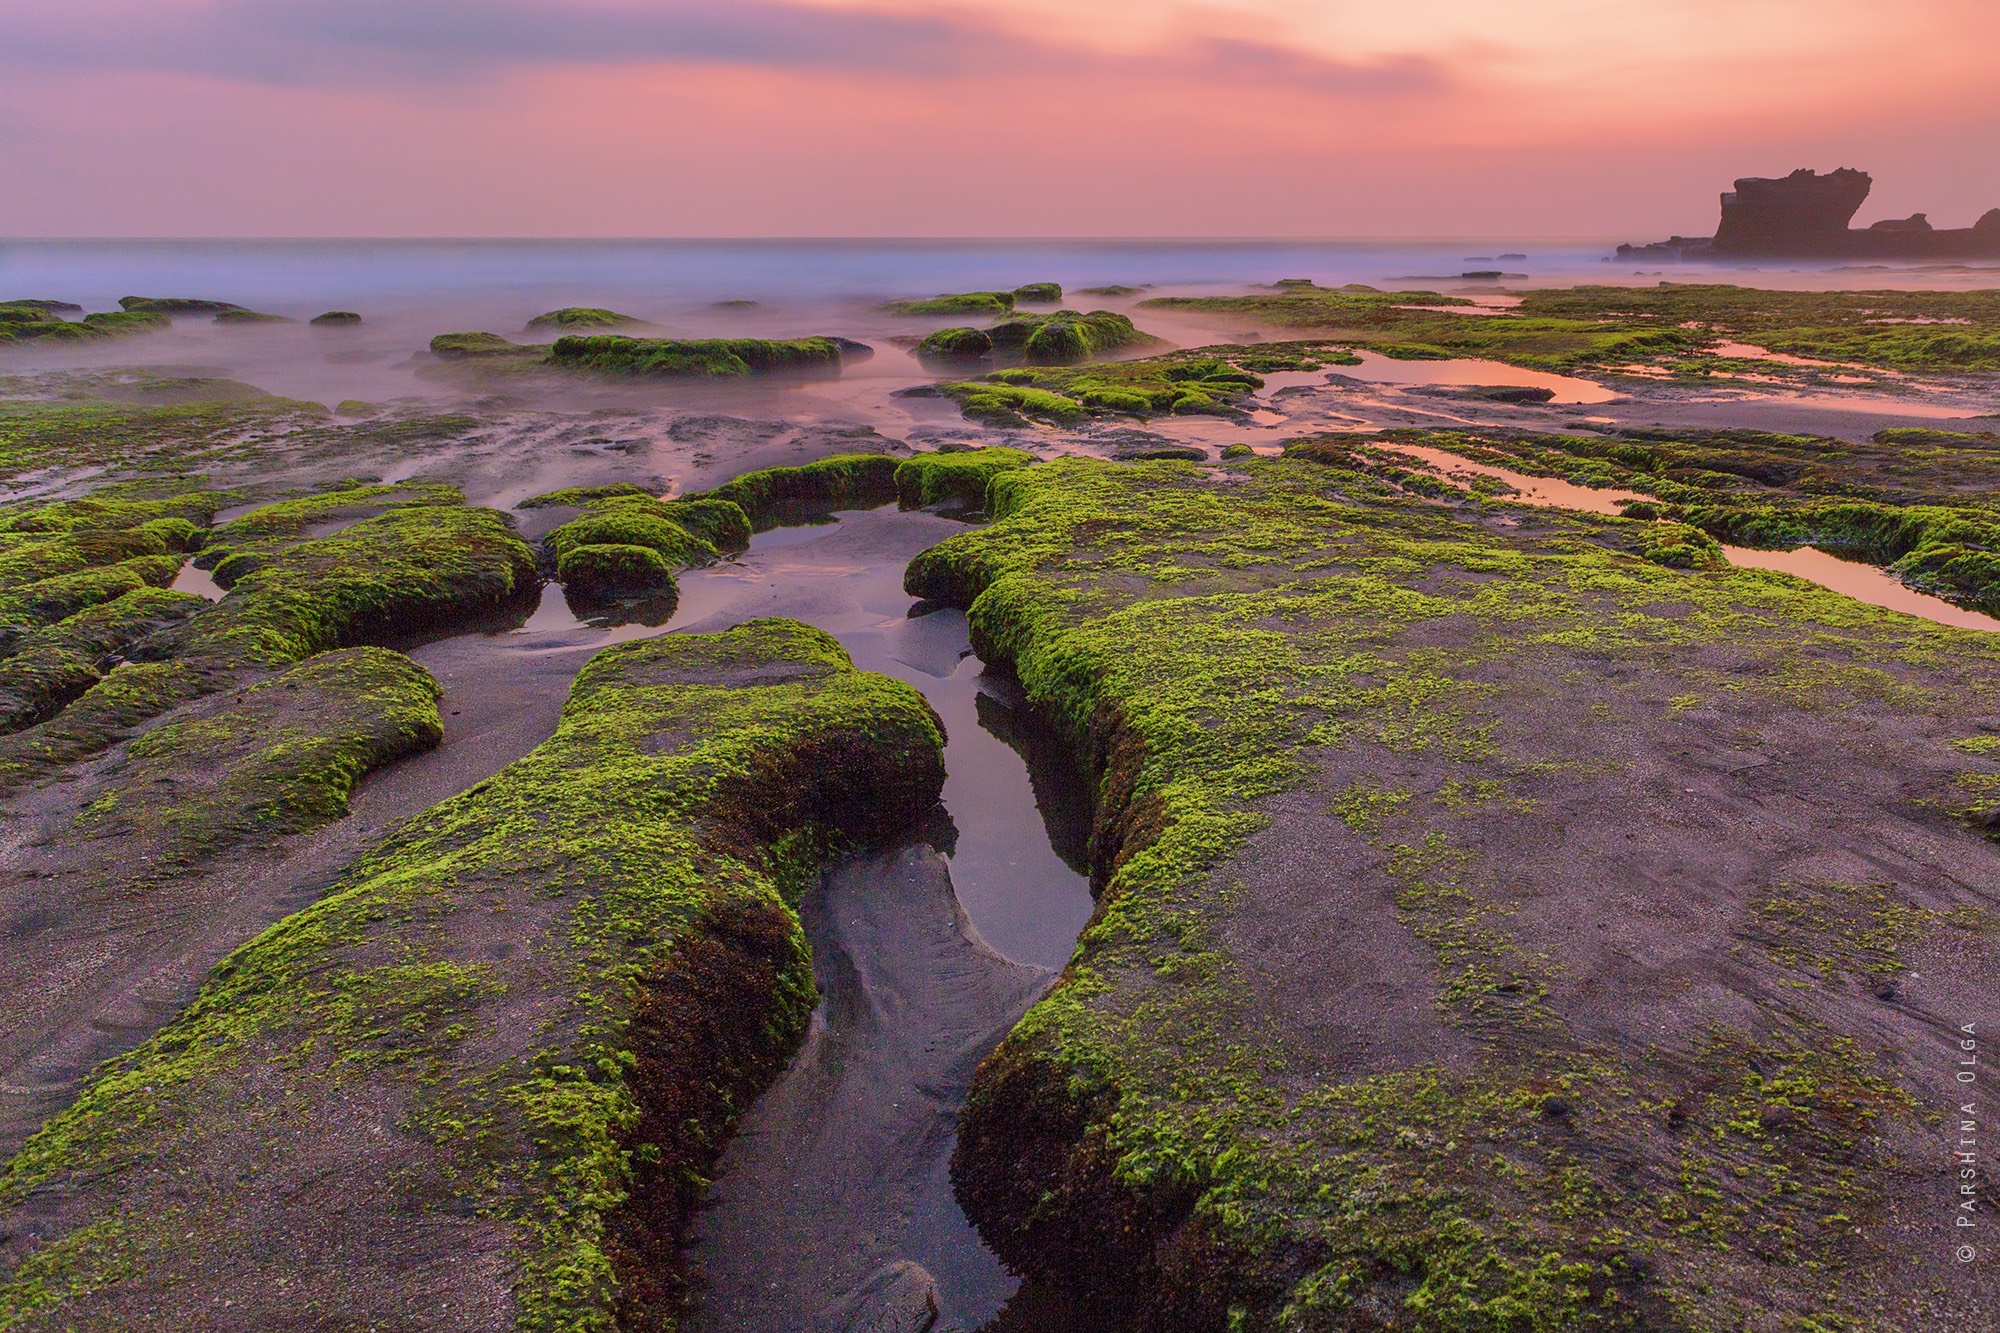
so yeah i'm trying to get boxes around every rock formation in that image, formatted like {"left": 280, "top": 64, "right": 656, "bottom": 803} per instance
{"left": 1618, "top": 168, "right": 2000, "bottom": 260}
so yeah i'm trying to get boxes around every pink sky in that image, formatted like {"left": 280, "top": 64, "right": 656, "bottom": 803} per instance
{"left": 4, "top": 0, "right": 1998, "bottom": 237}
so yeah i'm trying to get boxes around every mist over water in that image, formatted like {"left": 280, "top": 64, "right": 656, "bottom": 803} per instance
{"left": 9, "top": 236, "right": 1998, "bottom": 318}
{"left": 8, "top": 236, "right": 1995, "bottom": 414}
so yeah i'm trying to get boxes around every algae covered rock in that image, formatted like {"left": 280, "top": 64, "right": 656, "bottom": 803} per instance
{"left": 915, "top": 326, "right": 996, "bottom": 364}
{"left": 0, "top": 586, "right": 205, "bottom": 733}
{"left": 116, "top": 296, "right": 244, "bottom": 315}
{"left": 0, "top": 621, "right": 945, "bottom": 1329}
{"left": 940, "top": 352, "right": 1264, "bottom": 425}
{"left": 893, "top": 447, "right": 1036, "bottom": 513}
{"left": 542, "top": 507, "right": 716, "bottom": 570}
{"left": 428, "top": 330, "right": 528, "bottom": 359}
{"left": 1011, "top": 282, "right": 1063, "bottom": 304}
{"left": 310, "top": 310, "right": 362, "bottom": 326}
{"left": 882, "top": 291, "right": 1016, "bottom": 317}
{"left": 556, "top": 540, "right": 677, "bottom": 603}
{"left": 913, "top": 455, "right": 2000, "bottom": 1332}
{"left": 700, "top": 453, "right": 902, "bottom": 530}
{"left": 525, "top": 306, "right": 641, "bottom": 332}
{"left": 547, "top": 334, "right": 845, "bottom": 377}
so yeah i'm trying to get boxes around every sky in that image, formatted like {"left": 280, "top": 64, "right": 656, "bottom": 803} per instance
{"left": 3, "top": 0, "right": 1997, "bottom": 238}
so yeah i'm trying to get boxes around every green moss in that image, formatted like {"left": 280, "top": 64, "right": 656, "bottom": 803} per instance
{"left": 657, "top": 498, "right": 752, "bottom": 554}
{"left": 0, "top": 587, "right": 205, "bottom": 732}
{"left": 429, "top": 331, "right": 531, "bottom": 359}
{"left": 0, "top": 307, "right": 170, "bottom": 344}
{"left": 0, "top": 556, "right": 186, "bottom": 649}
{"left": 1519, "top": 284, "right": 2000, "bottom": 374}
{"left": 893, "top": 447, "right": 1037, "bottom": 513}
{"left": 699, "top": 454, "right": 901, "bottom": 530}
{"left": 556, "top": 543, "right": 678, "bottom": 605}
{"left": 0, "top": 494, "right": 218, "bottom": 650}
{"left": 1139, "top": 284, "right": 1711, "bottom": 373}
{"left": 0, "top": 622, "right": 945, "bottom": 1329}
{"left": 198, "top": 482, "right": 465, "bottom": 584}
{"left": 74, "top": 647, "right": 443, "bottom": 860}
{"left": 311, "top": 311, "right": 363, "bottom": 326}
{"left": 0, "top": 491, "right": 534, "bottom": 791}
{"left": 1692, "top": 500, "right": 2000, "bottom": 614}
{"left": 943, "top": 352, "right": 1267, "bottom": 425}
{"left": 916, "top": 326, "right": 996, "bottom": 363}
{"left": 1637, "top": 522, "right": 1726, "bottom": 569}
{"left": 897, "top": 456, "right": 2000, "bottom": 1331}
{"left": 1013, "top": 282, "right": 1064, "bottom": 303}
{"left": 882, "top": 291, "right": 1016, "bottom": 316}
{"left": 943, "top": 382, "right": 1087, "bottom": 427}
{"left": 116, "top": 297, "right": 243, "bottom": 315}
{"left": 994, "top": 310, "right": 1156, "bottom": 366}
{"left": 545, "top": 513, "right": 712, "bottom": 569}
{"left": 546, "top": 335, "right": 844, "bottom": 378}
{"left": 519, "top": 483, "right": 659, "bottom": 509}
{"left": 211, "top": 308, "right": 290, "bottom": 324}
{"left": 186, "top": 503, "right": 538, "bottom": 668}
{"left": 526, "top": 307, "right": 643, "bottom": 332}
{"left": 0, "top": 397, "right": 329, "bottom": 481}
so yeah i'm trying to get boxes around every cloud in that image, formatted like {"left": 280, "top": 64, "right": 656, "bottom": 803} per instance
{"left": 1, "top": 0, "right": 1445, "bottom": 97}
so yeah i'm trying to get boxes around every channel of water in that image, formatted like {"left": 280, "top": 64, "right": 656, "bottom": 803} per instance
{"left": 468, "top": 506, "right": 1095, "bottom": 1330}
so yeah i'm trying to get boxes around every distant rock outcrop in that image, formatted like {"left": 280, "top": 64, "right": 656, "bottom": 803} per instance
{"left": 1619, "top": 168, "right": 2000, "bottom": 260}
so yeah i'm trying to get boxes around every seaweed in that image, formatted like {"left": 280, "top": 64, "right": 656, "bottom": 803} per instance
{"left": 526, "top": 307, "right": 644, "bottom": 332}
{"left": 698, "top": 453, "right": 901, "bottom": 530}
{"left": 546, "top": 335, "right": 845, "bottom": 378}
{"left": 893, "top": 447, "right": 1038, "bottom": 513}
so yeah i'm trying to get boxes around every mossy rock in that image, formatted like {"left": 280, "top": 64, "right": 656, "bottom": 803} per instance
{"left": 212, "top": 309, "right": 290, "bottom": 325}
{"left": 940, "top": 352, "right": 1262, "bottom": 425}
{"left": 310, "top": 311, "right": 362, "bottom": 326}
{"left": 916, "top": 326, "right": 996, "bottom": 363}
{"left": 700, "top": 454, "right": 901, "bottom": 531}
{"left": 525, "top": 307, "right": 641, "bottom": 332}
{"left": 0, "top": 622, "right": 945, "bottom": 1328}
{"left": 116, "top": 297, "right": 244, "bottom": 315}
{"left": 882, "top": 291, "right": 1016, "bottom": 317}
{"left": 1012, "top": 282, "right": 1063, "bottom": 304}
{"left": 898, "top": 454, "right": 2000, "bottom": 1332}
{"left": 429, "top": 331, "right": 527, "bottom": 359}
{"left": 659, "top": 497, "right": 753, "bottom": 553}
{"left": 547, "top": 335, "right": 844, "bottom": 378}
{"left": 542, "top": 509, "right": 716, "bottom": 570}
{"left": 0, "top": 587, "right": 206, "bottom": 733}
{"left": 555, "top": 541, "right": 677, "bottom": 602}
{"left": 894, "top": 447, "right": 1037, "bottom": 513}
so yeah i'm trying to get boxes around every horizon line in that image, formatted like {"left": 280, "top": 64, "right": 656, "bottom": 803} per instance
{"left": 0, "top": 234, "right": 1636, "bottom": 246}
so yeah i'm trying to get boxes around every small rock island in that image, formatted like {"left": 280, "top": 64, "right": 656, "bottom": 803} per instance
{"left": 1619, "top": 167, "right": 2000, "bottom": 260}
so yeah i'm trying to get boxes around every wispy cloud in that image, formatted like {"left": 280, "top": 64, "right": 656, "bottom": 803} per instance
{"left": 2, "top": 0, "right": 1445, "bottom": 95}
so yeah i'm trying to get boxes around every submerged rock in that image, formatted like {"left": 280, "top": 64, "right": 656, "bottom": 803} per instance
{"left": 834, "top": 1261, "right": 941, "bottom": 1333}
{"left": 524, "top": 306, "right": 641, "bottom": 332}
